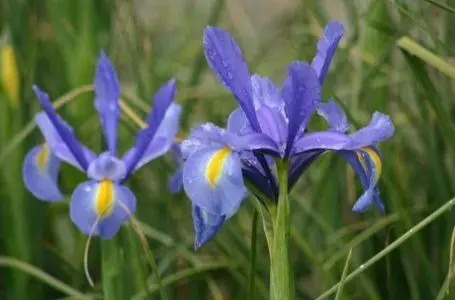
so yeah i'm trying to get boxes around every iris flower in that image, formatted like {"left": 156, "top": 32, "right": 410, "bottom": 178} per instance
{"left": 23, "top": 51, "right": 181, "bottom": 238}
{"left": 173, "top": 21, "right": 394, "bottom": 248}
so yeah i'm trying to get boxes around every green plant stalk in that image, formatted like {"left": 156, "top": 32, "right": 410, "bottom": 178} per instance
{"left": 248, "top": 210, "right": 258, "bottom": 300}
{"left": 101, "top": 236, "right": 124, "bottom": 300}
{"left": 269, "top": 159, "right": 294, "bottom": 300}
{"left": 315, "top": 196, "right": 455, "bottom": 300}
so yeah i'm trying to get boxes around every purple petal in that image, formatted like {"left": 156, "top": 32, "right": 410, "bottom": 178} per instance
{"left": 124, "top": 79, "right": 176, "bottom": 176}
{"left": 94, "top": 51, "right": 121, "bottom": 155}
{"left": 35, "top": 112, "right": 95, "bottom": 171}
{"left": 292, "top": 131, "right": 349, "bottom": 154}
{"left": 183, "top": 147, "right": 247, "bottom": 216}
{"left": 33, "top": 86, "right": 92, "bottom": 171}
{"left": 311, "top": 20, "right": 344, "bottom": 83}
{"left": 348, "top": 112, "right": 394, "bottom": 148}
{"left": 283, "top": 62, "right": 321, "bottom": 156}
{"left": 123, "top": 103, "right": 181, "bottom": 172}
{"left": 69, "top": 180, "right": 136, "bottom": 239}
{"left": 180, "top": 123, "right": 226, "bottom": 159}
{"left": 316, "top": 99, "right": 349, "bottom": 133}
{"left": 256, "top": 105, "right": 288, "bottom": 147}
{"left": 225, "top": 132, "right": 280, "bottom": 154}
{"left": 288, "top": 150, "right": 324, "bottom": 189}
{"left": 340, "top": 147, "right": 384, "bottom": 212}
{"left": 87, "top": 152, "right": 126, "bottom": 181}
{"left": 203, "top": 26, "right": 260, "bottom": 131}
{"left": 169, "top": 166, "right": 183, "bottom": 193}
{"left": 192, "top": 204, "right": 226, "bottom": 250}
{"left": 251, "top": 75, "right": 283, "bottom": 110}
{"left": 22, "top": 145, "right": 63, "bottom": 201}
{"left": 227, "top": 108, "right": 250, "bottom": 134}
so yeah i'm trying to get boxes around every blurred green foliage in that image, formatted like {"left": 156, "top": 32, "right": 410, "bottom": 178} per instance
{"left": 2, "top": 0, "right": 455, "bottom": 299}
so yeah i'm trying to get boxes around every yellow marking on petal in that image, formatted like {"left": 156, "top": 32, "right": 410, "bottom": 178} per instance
{"left": 363, "top": 147, "right": 382, "bottom": 181}
{"left": 205, "top": 148, "right": 232, "bottom": 188}
{"left": 36, "top": 144, "right": 49, "bottom": 172}
{"left": 95, "top": 180, "right": 114, "bottom": 218}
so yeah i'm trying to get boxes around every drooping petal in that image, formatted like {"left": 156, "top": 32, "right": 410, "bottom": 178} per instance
{"left": 316, "top": 99, "right": 349, "bottom": 133}
{"left": 348, "top": 112, "right": 395, "bottom": 148}
{"left": 22, "top": 145, "right": 63, "bottom": 201}
{"left": 292, "top": 112, "right": 394, "bottom": 154}
{"left": 340, "top": 147, "right": 384, "bottom": 212}
{"left": 87, "top": 152, "right": 126, "bottom": 181}
{"left": 123, "top": 79, "right": 176, "bottom": 177}
{"left": 283, "top": 62, "right": 321, "bottom": 156}
{"left": 183, "top": 147, "right": 247, "bottom": 216}
{"left": 122, "top": 103, "right": 181, "bottom": 173}
{"left": 311, "top": 20, "right": 344, "bottom": 83}
{"left": 192, "top": 204, "right": 226, "bottom": 250}
{"left": 69, "top": 180, "right": 137, "bottom": 239}
{"left": 94, "top": 51, "right": 121, "bottom": 155}
{"left": 33, "top": 86, "right": 92, "bottom": 171}
{"left": 35, "top": 112, "right": 95, "bottom": 171}
{"left": 203, "top": 26, "right": 260, "bottom": 131}
{"left": 288, "top": 149, "right": 325, "bottom": 189}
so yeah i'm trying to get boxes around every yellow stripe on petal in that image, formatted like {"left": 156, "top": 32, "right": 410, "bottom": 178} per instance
{"left": 363, "top": 147, "right": 382, "bottom": 181}
{"left": 36, "top": 144, "right": 49, "bottom": 172}
{"left": 95, "top": 180, "right": 114, "bottom": 218}
{"left": 205, "top": 148, "right": 232, "bottom": 188}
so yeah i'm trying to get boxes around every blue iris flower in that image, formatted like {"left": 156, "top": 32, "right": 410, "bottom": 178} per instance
{"left": 23, "top": 51, "right": 181, "bottom": 239}
{"left": 172, "top": 21, "right": 395, "bottom": 248}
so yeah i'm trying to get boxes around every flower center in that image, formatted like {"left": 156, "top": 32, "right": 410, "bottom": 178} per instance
{"left": 95, "top": 179, "right": 114, "bottom": 218}
{"left": 205, "top": 148, "right": 231, "bottom": 187}
{"left": 36, "top": 144, "right": 49, "bottom": 172}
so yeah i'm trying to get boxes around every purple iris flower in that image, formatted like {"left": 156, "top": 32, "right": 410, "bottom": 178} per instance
{"left": 22, "top": 51, "right": 181, "bottom": 239}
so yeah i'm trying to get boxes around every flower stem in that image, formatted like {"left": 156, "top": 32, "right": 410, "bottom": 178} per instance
{"left": 248, "top": 210, "right": 258, "bottom": 300}
{"left": 101, "top": 236, "right": 124, "bottom": 300}
{"left": 269, "top": 159, "right": 294, "bottom": 300}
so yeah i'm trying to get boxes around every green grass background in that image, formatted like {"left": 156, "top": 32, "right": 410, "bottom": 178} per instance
{"left": 2, "top": 0, "right": 455, "bottom": 299}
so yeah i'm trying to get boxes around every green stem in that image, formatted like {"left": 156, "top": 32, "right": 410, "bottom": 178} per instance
{"left": 248, "top": 211, "right": 258, "bottom": 300}
{"left": 101, "top": 237, "right": 124, "bottom": 300}
{"left": 316, "top": 196, "right": 455, "bottom": 300}
{"left": 270, "top": 159, "right": 294, "bottom": 300}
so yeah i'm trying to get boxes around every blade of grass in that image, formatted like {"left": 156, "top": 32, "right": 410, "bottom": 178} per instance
{"left": 334, "top": 248, "right": 353, "bottom": 300}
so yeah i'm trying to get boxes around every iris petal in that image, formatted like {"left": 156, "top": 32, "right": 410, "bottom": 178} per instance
{"left": 340, "top": 147, "right": 384, "bottom": 212}
{"left": 192, "top": 204, "right": 226, "bottom": 250}
{"left": 169, "top": 166, "right": 183, "bottom": 193}
{"left": 22, "top": 145, "right": 63, "bottom": 201}
{"left": 70, "top": 180, "right": 136, "bottom": 239}
{"left": 94, "top": 51, "right": 121, "bottom": 155}
{"left": 203, "top": 26, "right": 260, "bottom": 131}
{"left": 311, "top": 20, "right": 344, "bottom": 83}
{"left": 87, "top": 152, "right": 126, "bottom": 181}
{"left": 316, "top": 99, "right": 349, "bottom": 133}
{"left": 124, "top": 79, "right": 177, "bottom": 176}
{"left": 123, "top": 103, "right": 181, "bottom": 172}
{"left": 183, "top": 147, "right": 247, "bottom": 216}
{"left": 33, "top": 86, "right": 92, "bottom": 171}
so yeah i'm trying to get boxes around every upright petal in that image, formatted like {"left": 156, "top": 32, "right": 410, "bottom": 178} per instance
{"left": 69, "top": 180, "right": 137, "bottom": 239}
{"left": 283, "top": 62, "right": 321, "bottom": 157}
{"left": 227, "top": 108, "right": 249, "bottom": 134}
{"left": 316, "top": 99, "right": 349, "bottom": 133}
{"left": 94, "top": 51, "right": 121, "bottom": 155}
{"left": 33, "top": 86, "right": 93, "bottom": 171}
{"left": 122, "top": 103, "right": 181, "bottom": 172}
{"left": 183, "top": 147, "right": 247, "bottom": 216}
{"left": 22, "top": 145, "right": 63, "bottom": 201}
{"left": 123, "top": 79, "right": 176, "bottom": 177}
{"left": 203, "top": 26, "right": 260, "bottom": 131}
{"left": 35, "top": 112, "right": 95, "bottom": 171}
{"left": 311, "top": 20, "right": 344, "bottom": 83}
{"left": 340, "top": 147, "right": 384, "bottom": 212}
{"left": 251, "top": 75, "right": 283, "bottom": 110}
{"left": 192, "top": 204, "right": 226, "bottom": 250}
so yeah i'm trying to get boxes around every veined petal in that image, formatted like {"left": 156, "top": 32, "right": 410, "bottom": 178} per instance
{"left": 123, "top": 103, "right": 181, "bottom": 172}
{"left": 203, "top": 26, "right": 260, "bottom": 131}
{"left": 283, "top": 61, "right": 321, "bottom": 156}
{"left": 192, "top": 204, "right": 226, "bottom": 250}
{"left": 69, "top": 180, "right": 136, "bottom": 239}
{"left": 33, "top": 86, "right": 92, "bottom": 171}
{"left": 183, "top": 147, "right": 247, "bottom": 216}
{"left": 311, "top": 20, "right": 344, "bottom": 83}
{"left": 94, "top": 51, "right": 121, "bottom": 155}
{"left": 340, "top": 147, "right": 384, "bottom": 212}
{"left": 87, "top": 152, "right": 126, "bottom": 181}
{"left": 316, "top": 99, "right": 349, "bottom": 133}
{"left": 35, "top": 112, "right": 95, "bottom": 171}
{"left": 22, "top": 145, "right": 63, "bottom": 201}
{"left": 124, "top": 79, "right": 176, "bottom": 176}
